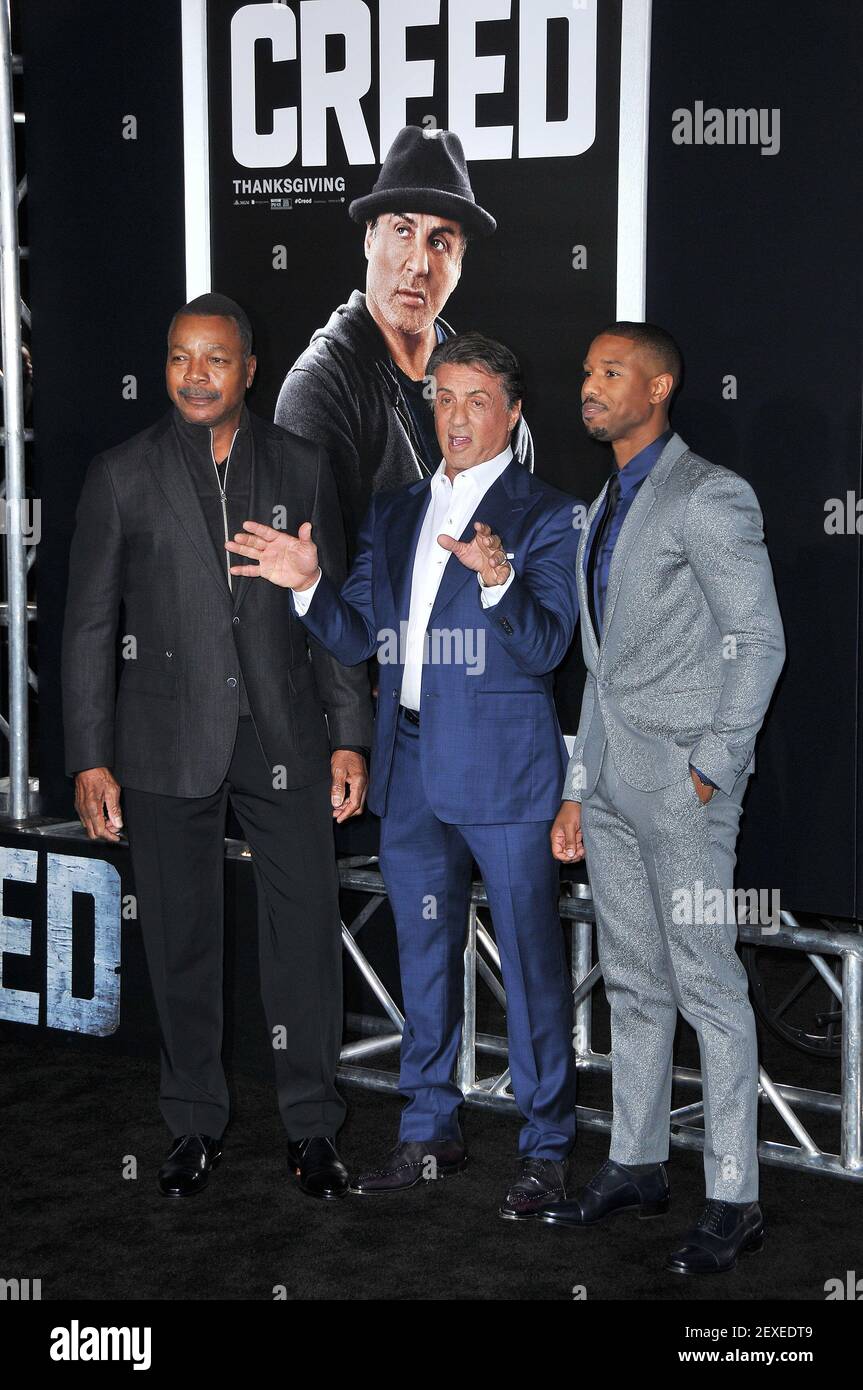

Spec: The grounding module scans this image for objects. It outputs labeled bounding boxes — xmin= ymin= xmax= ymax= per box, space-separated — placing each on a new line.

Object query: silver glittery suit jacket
xmin=563 ymin=433 xmax=785 ymax=802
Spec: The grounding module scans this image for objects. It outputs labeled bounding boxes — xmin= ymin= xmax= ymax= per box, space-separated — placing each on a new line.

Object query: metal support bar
xmin=758 ymin=1065 xmax=820 ymax=1156
xmin=339 ymin=1033 xmax=401 ymax=1062
xmin=809 ymin=953 xmax=844 ymax=1003
xmin=456 ymin=904 xmax=478 ymax=1095
xmin=476 ymin=955 xmax=507 ymax=1009
xmin=476 ymin=922 xmax=501 ymax=971
xmin=670 ymin=1101 xmax=705 ymax=1124
xmin=341 ymin=893 xmax=386 ymax=941
xmin=0 ymin=4 xmax=29 ymax=818
xmin=340 ymin=922 xmax=404 ymax=1035
xmin=841 ymin=948 xmax=863 ymax=1171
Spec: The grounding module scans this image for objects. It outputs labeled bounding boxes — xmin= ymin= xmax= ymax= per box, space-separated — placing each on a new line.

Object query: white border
xmin=616 ymin=0 xmax=652 ymax=318
xmin=181 ymin=0 xmax=211 ymax=298
xmin=180 ymin=0 xmax=651 ymax=313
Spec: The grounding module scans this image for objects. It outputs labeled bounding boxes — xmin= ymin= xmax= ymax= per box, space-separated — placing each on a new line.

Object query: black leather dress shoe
xmin=538 ymin=1158 xmax=670 ymax=1226
xmin=157 ymin=1134 xmax=221 ymax=1198
xmin=665 ymin=1199 xmax=764 ymax=1275
xmin=350 ymin=1139 xmax=467 ymax=1195
xmin=499 ymin=1157 xmax=568 ymax=1220
xmin=286 ymin=1136 xmax=349 ymax=1200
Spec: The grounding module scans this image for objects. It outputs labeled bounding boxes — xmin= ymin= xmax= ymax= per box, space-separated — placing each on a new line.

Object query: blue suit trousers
xmin=378 ymin=715 xmax=577 ymax=1158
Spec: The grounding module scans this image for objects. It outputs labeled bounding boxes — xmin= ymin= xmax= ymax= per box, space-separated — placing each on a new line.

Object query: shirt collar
xmin=171 ymin=401 xmax=251 ymax=459
xmin=431 ymin=443 xmax=514 ymax=495
xmin=615 ymin=428 xmax=673 ymax=497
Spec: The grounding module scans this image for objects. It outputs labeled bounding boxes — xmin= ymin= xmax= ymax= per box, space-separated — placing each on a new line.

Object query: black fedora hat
xmin=349 ymin=126 xmax=496 ymax=238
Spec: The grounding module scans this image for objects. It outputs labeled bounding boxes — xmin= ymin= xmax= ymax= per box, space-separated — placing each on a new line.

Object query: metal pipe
xmin=340 ymin=923 xmax=404 ymax=1034
xmin=0 ymin=7 xmax=29 ymax=820
xmin=808 ymin=952 xmax=844 ymax=1003
xmin=573 ymin=961 xmax=603 ymax=1005
xmin=476 ymin=955 xmax=507 ymax=1009
xmin=339 ymin=1033 xmax=402 ymax=1062
xmin=572 ymin=920 xmax=594 ymax=1058
xmin=341 ymin=893 xmax=386 ymax=941
xmin=758 ymin=1066 xmax=820 ymax=1156
xmin=487 ymin=1067 xmax=512 ymax=1097
xmin=841 ymin=949 xmax=863 ymax=1171
xmin=456 ymin=905 xmax=477 ymax=1094
xmin=739 ymin=921 xmax=858 ymax=955
xmin=476 ymin=922 xmax=501 ymax=971
xmin=670 ymin=1101 xmax=705 ymax=1124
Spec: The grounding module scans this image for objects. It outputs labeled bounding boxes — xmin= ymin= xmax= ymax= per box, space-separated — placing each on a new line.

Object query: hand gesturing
xmin=226 ymin=520 xmax=320 ymax=590
xmin=437 ymin=521 xmax=510 ymax=588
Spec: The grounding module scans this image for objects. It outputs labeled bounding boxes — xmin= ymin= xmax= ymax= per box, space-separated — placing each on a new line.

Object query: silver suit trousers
xmin=581 ymin=744 xmax=759 ymax=1201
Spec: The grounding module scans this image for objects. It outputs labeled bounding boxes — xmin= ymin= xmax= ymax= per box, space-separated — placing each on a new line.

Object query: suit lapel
xmin=578 ymin=485 xmax=607 ymax=659
xmin=583 ymin=435 xmax=689 ymax=651
xmin=385 ymin=480 xmax=434 ymax=622
xmin=145 ymin=429 xmax=229 ymax=599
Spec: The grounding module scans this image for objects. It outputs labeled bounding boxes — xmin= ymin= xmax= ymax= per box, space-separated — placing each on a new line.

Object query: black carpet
xmin=2 ymin=1024 xmax=860 ymax=1304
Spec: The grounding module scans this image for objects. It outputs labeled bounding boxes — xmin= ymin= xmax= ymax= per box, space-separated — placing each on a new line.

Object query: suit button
xmin=227 ymin=677 xmax=238 ymax=688
xmin=392 ymin=689 xmax=398 ymax=697
xmin=165 ymin=650 xmax=173 ymax=658
xmin=232 ymin=616 xmax=239 ymax=625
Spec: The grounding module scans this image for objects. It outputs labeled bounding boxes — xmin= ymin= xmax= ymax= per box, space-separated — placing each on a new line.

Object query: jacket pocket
xmin=116 ymin=659 xmax=178 ymax=766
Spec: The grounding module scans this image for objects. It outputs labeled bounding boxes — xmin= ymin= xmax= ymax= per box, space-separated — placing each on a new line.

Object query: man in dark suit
xmin=228 ymin=332 xmax=582 ymax=1220
xmin=61 ymin=293 xmax=372 ymax=1199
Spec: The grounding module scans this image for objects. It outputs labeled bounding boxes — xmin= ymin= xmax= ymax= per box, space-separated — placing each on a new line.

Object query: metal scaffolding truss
xmin=335 ymin=858 xmax=863 ymax=1183
xmin=0 ymin=4 xmax=34 ymax=821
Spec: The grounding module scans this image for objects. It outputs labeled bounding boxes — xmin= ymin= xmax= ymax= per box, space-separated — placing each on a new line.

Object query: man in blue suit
xmin=227 ymin=333 xmax=582 ymax=1218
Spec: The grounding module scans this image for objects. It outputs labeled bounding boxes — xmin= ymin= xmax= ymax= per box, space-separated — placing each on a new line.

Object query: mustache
xmin=178 ymin=387 xmax=220 ymax=400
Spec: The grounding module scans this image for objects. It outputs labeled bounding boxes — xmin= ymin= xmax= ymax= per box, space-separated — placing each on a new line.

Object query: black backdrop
xmin=23 ymin=0 xmax=862 ymax=916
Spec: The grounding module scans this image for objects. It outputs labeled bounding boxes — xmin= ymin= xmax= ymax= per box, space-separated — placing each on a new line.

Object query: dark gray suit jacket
xmin=62 ymin=408 xmax=372 ymax=797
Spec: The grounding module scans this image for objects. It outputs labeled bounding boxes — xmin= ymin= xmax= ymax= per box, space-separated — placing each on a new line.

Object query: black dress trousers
xmin=123 ymin=717 xmax=346 ymax=1141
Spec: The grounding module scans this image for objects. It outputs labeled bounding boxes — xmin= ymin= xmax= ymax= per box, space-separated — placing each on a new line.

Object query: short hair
xmin=168 ymin=292 xmax=254 ymax=359
xmin=426 ymin=331 xmax=523 ymax=408
xmin=597 ymin=320 xmax=682 ymax=387
xmin=366 ymin=214 xmax=470 ymax=261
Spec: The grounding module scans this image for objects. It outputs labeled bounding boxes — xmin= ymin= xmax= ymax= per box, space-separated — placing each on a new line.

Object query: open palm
xmin=226 ymin=520 xmax=319 ymax=590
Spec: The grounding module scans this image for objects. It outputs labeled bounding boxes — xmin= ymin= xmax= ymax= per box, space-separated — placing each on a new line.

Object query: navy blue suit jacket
xmin=297 ymin=459 xmax=582 ymax=823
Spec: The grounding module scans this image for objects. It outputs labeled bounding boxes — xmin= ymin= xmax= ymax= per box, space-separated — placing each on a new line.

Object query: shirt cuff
xmin=290 ymin=568 xmax=323 ymax=615
xmin=478 ymin=564 xmax=515 ymax=607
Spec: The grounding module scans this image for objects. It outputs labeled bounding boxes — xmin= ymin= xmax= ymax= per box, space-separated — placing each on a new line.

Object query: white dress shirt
xmin=292 ymin=444 xmax=516 ymax=711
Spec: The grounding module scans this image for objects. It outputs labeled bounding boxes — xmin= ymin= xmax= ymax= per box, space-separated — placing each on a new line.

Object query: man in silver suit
xmin=538 ymin=322 xmax=785 ymax=1275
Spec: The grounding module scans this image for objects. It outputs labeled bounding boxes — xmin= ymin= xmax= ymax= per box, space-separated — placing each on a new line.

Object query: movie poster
xmin=184 ymin=0 xmax=649 ymax=727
